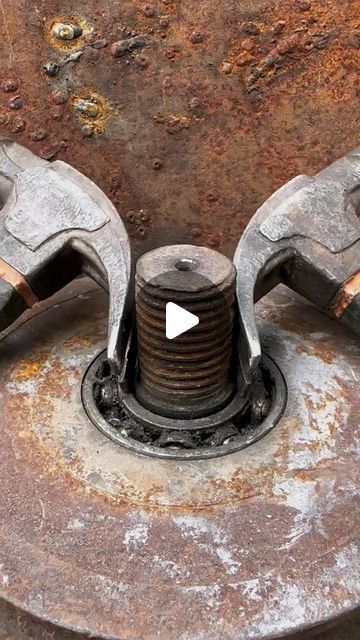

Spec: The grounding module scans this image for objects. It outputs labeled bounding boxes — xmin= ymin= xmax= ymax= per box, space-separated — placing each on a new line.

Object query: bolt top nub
xmin=136 ymin=244 xmax=236 ymax=296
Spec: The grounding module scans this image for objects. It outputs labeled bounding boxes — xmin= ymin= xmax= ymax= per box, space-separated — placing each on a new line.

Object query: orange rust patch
xmin=47 ymin=15 xmax=92 ymax=53
xmin=71 ymin=90 xmax=112 ymax=136
xmin=221 ymin=1 xmax=359 ymax=106
xmin=64 ymin=336 xmax=92 ymax=349
xmin=14 ymin=360 xmax=43 ymax=380
xmin=329 ymin=270 xmax=360 ymax=318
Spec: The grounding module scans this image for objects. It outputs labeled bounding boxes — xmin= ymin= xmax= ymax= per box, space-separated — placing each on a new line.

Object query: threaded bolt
xmin=135 ymin=245 xmax=237 ymax=419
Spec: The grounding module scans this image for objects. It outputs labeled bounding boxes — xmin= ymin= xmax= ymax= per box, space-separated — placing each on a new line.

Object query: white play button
xmin=166 ymin=302 xmax=199 ymax=339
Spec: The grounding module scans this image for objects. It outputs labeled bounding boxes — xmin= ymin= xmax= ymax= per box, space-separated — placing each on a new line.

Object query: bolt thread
xmin=134 ymin=246 xmax=236 ymax=419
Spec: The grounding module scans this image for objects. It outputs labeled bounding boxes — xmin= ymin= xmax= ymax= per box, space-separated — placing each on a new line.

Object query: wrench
xmin=234 ymin=147 xmax=360 ymax=383
xmin=0 ymin=135 xmax=131 ymax=373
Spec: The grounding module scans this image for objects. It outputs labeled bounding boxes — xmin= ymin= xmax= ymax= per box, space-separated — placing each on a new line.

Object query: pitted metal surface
xmin=0 ymin=1 xmax=359 ymax=260
xmin=0 ymin=279 xmax=358 ymax=639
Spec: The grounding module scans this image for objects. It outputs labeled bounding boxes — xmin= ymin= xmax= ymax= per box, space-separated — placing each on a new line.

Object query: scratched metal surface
xmin=0 ymin=1 xmax=359 ymax=261
xmin=0 ymin=280 xmax=358 ymax=639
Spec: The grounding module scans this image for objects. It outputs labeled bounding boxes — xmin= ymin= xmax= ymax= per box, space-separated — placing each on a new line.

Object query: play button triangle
xmin=166 ymin=302 xmax=199 ymax=339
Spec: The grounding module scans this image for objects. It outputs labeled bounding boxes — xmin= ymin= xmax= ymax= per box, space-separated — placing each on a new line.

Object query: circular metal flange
xmin=82 ymin=351 xmax=287 ymax=460
xmin=0 ymin=280 xmax=358 ymax=640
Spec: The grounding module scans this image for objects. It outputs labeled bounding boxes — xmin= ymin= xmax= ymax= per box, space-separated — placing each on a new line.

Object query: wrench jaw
xmin=70 ymin=227 xmax=132 ymax=375
xmin=234 ymin=226 xmax=294 ymax=384
xmin=234 ymin=147 xmax=360 ymax=383
xmin=0 ymin=137 xmax=132 ymax=374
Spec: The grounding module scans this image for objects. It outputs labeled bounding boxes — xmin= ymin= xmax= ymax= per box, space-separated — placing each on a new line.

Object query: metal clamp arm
xmin=0 ymin=136 xmax=131 ymax=373
xmin=234 ymin=148 xmax=360 ymax=382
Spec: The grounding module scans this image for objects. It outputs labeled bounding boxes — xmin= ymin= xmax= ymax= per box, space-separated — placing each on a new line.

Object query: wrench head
xmin=0 ymin=136 xmax=132 ymax=373
xmin=234 ymin=147 xmax=360 ymax=383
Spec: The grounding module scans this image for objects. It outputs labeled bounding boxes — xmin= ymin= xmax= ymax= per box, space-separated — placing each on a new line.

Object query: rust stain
xmin=13 ymin=360 xmax=43 ymax=380
xmin=0 ymin=0 xmax=358 ymax=260
xmin=64 ymin=335 xmax=92 ymax=349
xmin=71 ymin=89 xmax=112 ymax=135
xmin=329 ymin=270 xmax=360 ymax=318
xmin=47 ymin=14 xmax=93 ymax=53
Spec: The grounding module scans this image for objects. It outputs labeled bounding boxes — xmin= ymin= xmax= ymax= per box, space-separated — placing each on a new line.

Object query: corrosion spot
xmin=142 ymin=4 xmax=156 ymax=17
xmin=296 ymin=0 xmax=311 ymax=10
xmin=15 ymin=361 xmax=43 ymax=381
xmin=72 ymin=90 xmax=112 ymax=135
xmin=11 ymin=117 xmax=26 ymax=133
xmin=30 ymin=129 xmax=48 ymax=141
xmin=159 ymin=16 xmax=170 ymax=28
xmin=2 ymin=79 xmax=19 ymax=93
xmin=189 ymin=31 xmax=204 ymax=44
xmin=9 ymin=96 xmax=23 ymax=110
xmin=220 ymin=61 xmax=233 ymax=74
xmin=53 ymin=22 xmax=83 ymax=41
xmin=242 ymin=22 xmax=260 ymax=36
xmin=152 ymin=158 xmax=163 ymax=170
xmin=43 ymin=62 xmax=60 ymax=77
xmin=74 ymin=98 xmax=99 ymax=118
xmin=52 ymin=89 xmax=68 ymax=105
xmin=48 ymin=16 xmax=91 ymax=52
xmin=110 ymin=35 xmax=149 ymax=58
xmin=135 ymin=54 xmax=149 ymax=68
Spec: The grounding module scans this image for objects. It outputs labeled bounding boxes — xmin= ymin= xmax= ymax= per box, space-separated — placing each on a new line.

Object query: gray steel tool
xmin=234 ymin=147 xmax=360 ymax=382
xmin=0 ymin=135 xmax=131 ymax=373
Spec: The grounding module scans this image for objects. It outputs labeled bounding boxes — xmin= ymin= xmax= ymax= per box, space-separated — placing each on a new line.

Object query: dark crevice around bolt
xmin=91 ymin=357 xmax=274 ymax=453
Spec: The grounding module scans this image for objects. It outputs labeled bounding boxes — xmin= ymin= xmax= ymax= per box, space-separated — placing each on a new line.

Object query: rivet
xmin=139 ymin=209 xmax=151 ymax=223
xmin=135 ymin=54 xmax=149 ymax=68
xmin=220 ymin=61 xmax=233 ymax=74
xmin=53 ymin=22 xmax=83 ymax=41
xmin=9 ymin=96 xmax=23 ymax=110
xmin=190 ymin=31 xmax=204 ymax=44
xmin=152 ymin=158 xmax=163 ymax=170
xmin=52 ymin=89 xmax=68 ymax=105
xmin=159 ymin=16 xmax=170 ymax=28
xmin=73 ymin=97 xmax=100 ymax=118
xmin=31 ymin=129 xmax=48 ymax=141
xmin=43 ymin=62 xmax=60 ymax=77
xmin=297 ymin=0 xmax=311 ymax=10
xmin=125 ymin=210 xmax=137 ymax=224
xmin=142 ymin=4 xmax=156 ymax=17
xmin=11 ymin=117 xmax=26 ymax=133
xmin=2 ymin=79 xmax=19 ymax=93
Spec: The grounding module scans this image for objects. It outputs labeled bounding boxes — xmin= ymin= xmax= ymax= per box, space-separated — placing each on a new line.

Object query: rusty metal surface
xmin=0 ymin=601 xmax=358 ymax=640
xmin=0 ymin=1 xmax=359 ymax=261
xmin=329 ymin=269 xmax=360 ymax=319
xmin=0 ymin=279 xmax=358 ymax=639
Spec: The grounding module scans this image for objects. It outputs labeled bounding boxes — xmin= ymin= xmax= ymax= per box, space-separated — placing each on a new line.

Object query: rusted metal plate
xmin=0 ymin=1 xmax=359 ymax=260
xmin=0 ymin=279 xmax=358 ymax=639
